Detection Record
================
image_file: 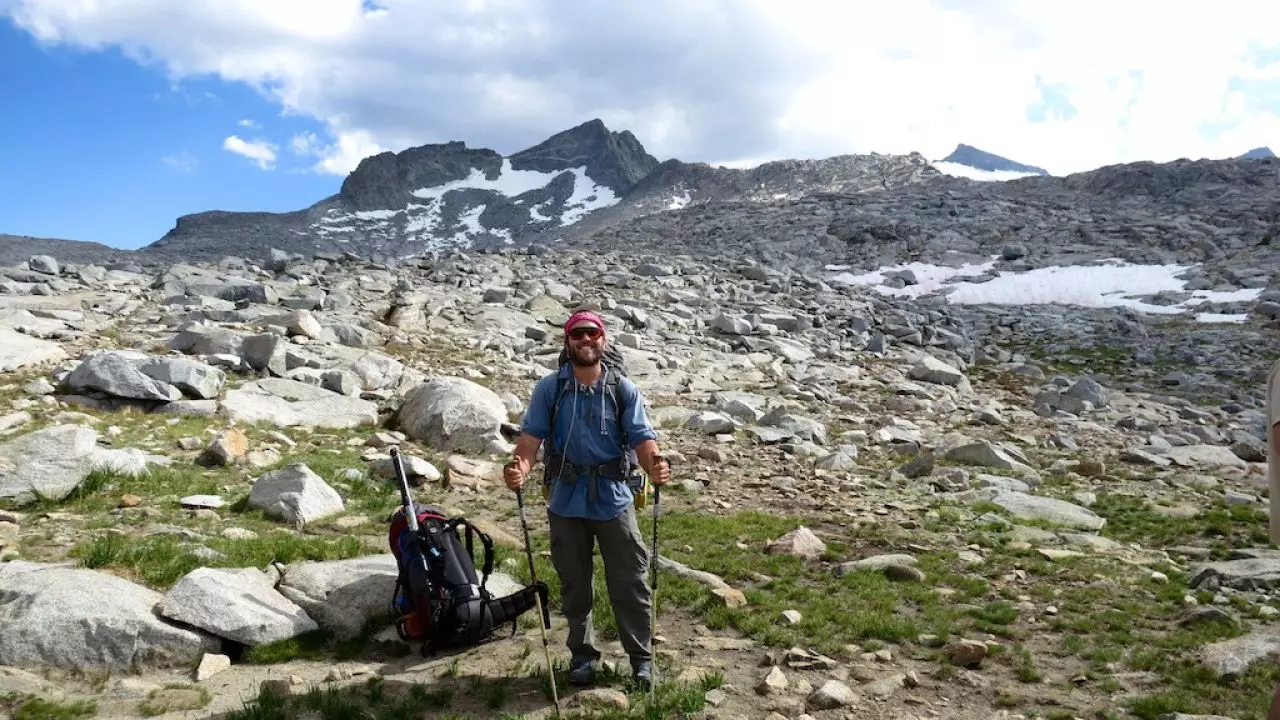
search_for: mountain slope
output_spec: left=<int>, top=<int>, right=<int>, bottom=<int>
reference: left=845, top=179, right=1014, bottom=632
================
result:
left=140, top=122, right=943, bottom=261
left=144, top=119, right=661, bottom=261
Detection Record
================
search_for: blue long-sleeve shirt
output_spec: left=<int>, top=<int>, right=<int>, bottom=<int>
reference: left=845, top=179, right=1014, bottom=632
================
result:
left=520, top=364, right=659, bottom=520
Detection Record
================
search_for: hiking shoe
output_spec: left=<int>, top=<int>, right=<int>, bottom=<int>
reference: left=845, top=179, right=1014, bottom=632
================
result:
left=568, top=657, right=597, bottom=686
left=631, top=659, right=653, bottom=690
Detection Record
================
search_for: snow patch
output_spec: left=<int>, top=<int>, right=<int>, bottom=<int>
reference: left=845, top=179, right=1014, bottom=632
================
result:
left=668, top=189, right=691, bottom=210
left=560, top=168, right=618, bottom=226
left=529, top=199, right=553, bottom=222
left=412, top=159, right=561, bottom=200
left=831, top=258, right=1265, bottom=322
left=450, top=205, right=486, bottom=245
left=931, top=161, right=1041, bottom=182
left=830, top=260, right=999, bottom=298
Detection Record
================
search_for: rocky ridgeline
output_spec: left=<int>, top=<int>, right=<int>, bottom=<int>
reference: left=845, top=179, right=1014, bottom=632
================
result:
left=562, top=156, right=1280, bottom=288
left=0, top=245, right=1276, bottom=720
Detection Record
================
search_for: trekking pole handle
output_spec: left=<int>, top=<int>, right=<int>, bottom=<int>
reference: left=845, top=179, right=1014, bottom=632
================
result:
left=389, top=447, right=420, bottom=534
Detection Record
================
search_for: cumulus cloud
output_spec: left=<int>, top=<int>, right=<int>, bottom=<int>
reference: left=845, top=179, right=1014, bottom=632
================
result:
left=6, top=0, right=1280, bottom=176
left=222, top=135, right=278, bottom=170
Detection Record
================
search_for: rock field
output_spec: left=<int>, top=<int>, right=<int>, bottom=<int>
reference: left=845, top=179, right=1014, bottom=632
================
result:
left=0, top=239, right=1278, bottom=720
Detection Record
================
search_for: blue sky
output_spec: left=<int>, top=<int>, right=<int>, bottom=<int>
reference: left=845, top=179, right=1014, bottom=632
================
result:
left=0, top=20, right=341, bottom=249
left=2, top=2, right=1279, bottom=252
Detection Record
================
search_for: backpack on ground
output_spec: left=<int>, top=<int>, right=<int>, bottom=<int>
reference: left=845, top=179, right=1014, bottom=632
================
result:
left=386, top=450, right=549, bottom=657
left=546, top=343, right=648, bottom=506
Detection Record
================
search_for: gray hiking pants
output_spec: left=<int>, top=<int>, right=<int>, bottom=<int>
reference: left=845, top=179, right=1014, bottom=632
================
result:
left=547, top=506, right=652, bottom=666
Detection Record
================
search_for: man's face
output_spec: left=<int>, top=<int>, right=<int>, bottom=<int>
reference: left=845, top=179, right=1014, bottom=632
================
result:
left=566, top=322, right=604, bottom=366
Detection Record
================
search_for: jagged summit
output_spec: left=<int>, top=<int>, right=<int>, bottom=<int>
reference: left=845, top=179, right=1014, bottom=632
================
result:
left=508, top=118, right=659, bottom=192
left=1238, top=146, right=1276, bottom=159
left=934, top=143, right=1049, bottom=179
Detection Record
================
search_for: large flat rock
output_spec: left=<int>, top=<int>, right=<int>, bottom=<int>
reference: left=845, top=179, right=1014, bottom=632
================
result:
left=989, top=490, right=1106, bottom=531
left=159, top=567, right=319, bottom=647
left=219, top=377, right=378, bottom=428
left=277, top=555, right=399, bottom=640
left=0, top=328, right=67, bottom=372
left=1200, top=628, right=1280, bottom=678
left=0, top=425, right=99, bottom=506
left=0, top=561, right=219, bottom=671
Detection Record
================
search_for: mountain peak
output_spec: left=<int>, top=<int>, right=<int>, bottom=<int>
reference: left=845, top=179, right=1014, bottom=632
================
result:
left=509, top=118, right=659, bottom=193
left=939, top=143, right=1049, bottom=177
left=1239, top=146, right=1276, bottom=160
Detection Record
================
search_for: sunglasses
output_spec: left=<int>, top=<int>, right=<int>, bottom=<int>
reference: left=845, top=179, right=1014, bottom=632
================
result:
left=568, top=326, right=602, bottom=340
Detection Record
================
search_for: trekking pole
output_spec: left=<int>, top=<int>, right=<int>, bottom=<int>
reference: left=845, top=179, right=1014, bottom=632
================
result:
left=648, top=456, right=668, bottom=706
left=515, top=482, right=560, bottom=717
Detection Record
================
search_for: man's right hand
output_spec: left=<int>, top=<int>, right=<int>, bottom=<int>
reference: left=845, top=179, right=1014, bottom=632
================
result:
left=504, top=457, right=529, bottom=491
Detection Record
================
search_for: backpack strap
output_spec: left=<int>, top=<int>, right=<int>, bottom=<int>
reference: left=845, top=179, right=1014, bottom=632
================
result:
left=603, top=369, right=632, bottom=472
left=449, top=517, right=495, bottom=594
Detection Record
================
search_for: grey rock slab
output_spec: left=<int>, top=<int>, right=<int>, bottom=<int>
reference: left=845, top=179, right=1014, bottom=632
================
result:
left=397, top=376, right=511, bottom=454
left=0, top=328, right=67, bottom=371
left=277, top=555, right=399, bottom=640
left=0, top=560, right=220, bottom=670
left=135, top=357, right=226, bottom=400
left=1189, top=557, right=1280, bottom=591
left=159, top=566, right=318, bottom=647
left=686, top=411, right=737, bottom=435
left=65, top=351, right=183, bottom=402
left=944, top=441, right=1036, bottom=476
left=908, top=355, right=967, bottom=386
left=1159, top=444, right=1250, bottom=469
left=1200, top=628, right=1280, bottom=678
left=248, top=463, right=345, bottom=526
left=769, top=337, right=815, bottom=364
left=0, top=424, right=99, bottom=506
left=806, top=679, right=859, bottom=710
left=92, top=447, right=172, bottom=477
left=711, top=391, right=767, bottom=422
left=219, top=378, right=378, bottom=429
left=989, top=490, right=1106, bottom=531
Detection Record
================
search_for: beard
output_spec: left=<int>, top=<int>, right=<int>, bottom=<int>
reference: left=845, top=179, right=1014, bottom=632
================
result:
left=569, top=343, right=601, bottom=366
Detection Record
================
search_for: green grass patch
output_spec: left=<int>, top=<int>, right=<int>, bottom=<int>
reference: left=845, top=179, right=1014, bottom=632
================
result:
left=137, top=684, right=211, bottom=716
left=221, top=665, right=722, bottom=719
left=505, top=509, right=971, bottom=656
left=1091, top=493, right=1271, bottom=554
left=0, top=694, right=97, bottom=720
left=68, top=530, right=369, bottom=590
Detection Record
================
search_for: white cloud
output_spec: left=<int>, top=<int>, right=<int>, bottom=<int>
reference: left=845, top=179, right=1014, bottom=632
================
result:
left=289, top=128, right=384, bottom=174
left=7, top=0, right=1280, bottom=176
left=238, top=118, right=260, bottom=129
left=222, top=135, right=278, bottom=170
left=160, top=150, right=197, bottom=171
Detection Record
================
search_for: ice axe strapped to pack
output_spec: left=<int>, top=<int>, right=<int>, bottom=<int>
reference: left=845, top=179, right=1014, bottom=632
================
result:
left=386, top=448, right=550, bottom=657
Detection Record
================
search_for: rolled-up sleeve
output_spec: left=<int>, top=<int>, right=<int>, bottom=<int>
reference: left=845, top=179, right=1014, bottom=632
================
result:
left=621, top=379, right=659, bottom=448
left=521, top=376, right=554, bottom=439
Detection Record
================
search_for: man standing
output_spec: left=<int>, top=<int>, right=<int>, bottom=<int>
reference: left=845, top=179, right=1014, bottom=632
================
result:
left=504, top=310, right=671, bottom=689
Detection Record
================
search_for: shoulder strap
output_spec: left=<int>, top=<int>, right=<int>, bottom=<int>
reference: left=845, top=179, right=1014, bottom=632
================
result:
left=604, top=369, right=630, bottom=454
left=548, top=374, right=568, bottom=454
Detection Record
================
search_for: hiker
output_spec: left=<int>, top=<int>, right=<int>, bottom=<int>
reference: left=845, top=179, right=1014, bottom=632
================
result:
left=503, top=310, right=671, bottom=689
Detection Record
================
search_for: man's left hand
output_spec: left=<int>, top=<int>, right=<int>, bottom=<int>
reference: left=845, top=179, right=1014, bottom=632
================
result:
left=650, top=456, right=671, bottom=486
